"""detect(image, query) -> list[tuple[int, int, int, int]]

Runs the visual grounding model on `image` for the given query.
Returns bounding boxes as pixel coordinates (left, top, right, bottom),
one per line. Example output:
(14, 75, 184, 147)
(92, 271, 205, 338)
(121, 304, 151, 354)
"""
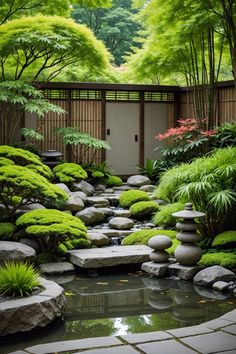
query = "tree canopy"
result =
(0, 15, 111, 82)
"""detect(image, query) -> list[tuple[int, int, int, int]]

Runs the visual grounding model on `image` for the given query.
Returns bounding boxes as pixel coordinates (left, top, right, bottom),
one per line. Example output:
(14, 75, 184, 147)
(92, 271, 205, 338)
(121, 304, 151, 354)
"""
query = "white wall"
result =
(144, 103, 168, 161)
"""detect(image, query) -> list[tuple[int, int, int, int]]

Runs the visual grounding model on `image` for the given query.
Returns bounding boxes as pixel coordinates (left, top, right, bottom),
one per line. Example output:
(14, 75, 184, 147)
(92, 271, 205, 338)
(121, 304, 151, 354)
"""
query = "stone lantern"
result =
(172, 202, 205, 266)
(40, 149, 63, 168)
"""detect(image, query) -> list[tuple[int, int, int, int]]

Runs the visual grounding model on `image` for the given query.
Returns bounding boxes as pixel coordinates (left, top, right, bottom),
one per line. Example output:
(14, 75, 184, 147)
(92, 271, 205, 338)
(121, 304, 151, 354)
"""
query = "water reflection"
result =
(0, 273, 235, 353)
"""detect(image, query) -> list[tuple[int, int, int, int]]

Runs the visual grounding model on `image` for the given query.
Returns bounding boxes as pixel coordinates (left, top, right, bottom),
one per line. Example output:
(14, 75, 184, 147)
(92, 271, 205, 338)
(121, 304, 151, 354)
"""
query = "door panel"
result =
(106, 102, 139, 175)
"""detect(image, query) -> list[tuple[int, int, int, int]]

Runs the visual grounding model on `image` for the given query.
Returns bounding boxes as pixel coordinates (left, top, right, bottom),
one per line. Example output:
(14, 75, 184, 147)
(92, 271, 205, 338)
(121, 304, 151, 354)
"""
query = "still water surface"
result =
(1, 272, 236, 353)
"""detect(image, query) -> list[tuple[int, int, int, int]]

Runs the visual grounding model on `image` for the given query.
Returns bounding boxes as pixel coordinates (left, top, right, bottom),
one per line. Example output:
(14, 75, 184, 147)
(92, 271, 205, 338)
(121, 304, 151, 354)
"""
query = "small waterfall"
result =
(110, 236, 122, 246)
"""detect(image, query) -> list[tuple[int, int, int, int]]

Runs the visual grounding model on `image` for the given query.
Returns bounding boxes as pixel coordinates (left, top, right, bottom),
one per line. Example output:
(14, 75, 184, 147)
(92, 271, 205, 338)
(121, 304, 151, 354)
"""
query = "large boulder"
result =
(127, 175, 151, 187)
(64, 194, 84, 212)
(72, 180, 95, 196)
(75, 207, 105, 226)
(0, 278, 65, 336)
(70, 191, 88, 204)
(0, 241, 36, 263)
(19, 203, 45, 211)
(193, 265, 236, 286)
(108, 217, 134, 230)
(55, 183, 71, 194)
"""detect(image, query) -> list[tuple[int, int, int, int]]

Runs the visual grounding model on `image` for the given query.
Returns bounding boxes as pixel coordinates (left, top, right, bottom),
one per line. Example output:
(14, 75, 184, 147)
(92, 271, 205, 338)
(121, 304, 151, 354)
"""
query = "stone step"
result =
(87, 228, 139, 238)
(68, 245, 151, 268)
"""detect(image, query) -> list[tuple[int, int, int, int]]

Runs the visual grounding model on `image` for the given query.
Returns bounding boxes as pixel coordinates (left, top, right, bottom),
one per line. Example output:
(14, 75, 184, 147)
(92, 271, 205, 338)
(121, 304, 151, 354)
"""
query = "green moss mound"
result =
(199, 252, 236, 269)
(0, 145, 53, 179)
(153, 202, 184, 227)
(0, 157, 15, 167)
(16, 209, 90, 254)
(0, 223, 16, 240)
(119, 190, 150, 208)
(130, 201, 159, 219)
(106, 176, 123, 187)
(53, 162, 87, 184)
(0, 165, 68, 221)
(122, 229, 179, 254)
(212, 230, 236, 247)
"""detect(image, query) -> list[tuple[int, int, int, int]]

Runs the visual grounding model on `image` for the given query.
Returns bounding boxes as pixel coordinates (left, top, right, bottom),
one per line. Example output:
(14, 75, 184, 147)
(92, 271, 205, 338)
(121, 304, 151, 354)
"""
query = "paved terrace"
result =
(10, 309, 236, 354)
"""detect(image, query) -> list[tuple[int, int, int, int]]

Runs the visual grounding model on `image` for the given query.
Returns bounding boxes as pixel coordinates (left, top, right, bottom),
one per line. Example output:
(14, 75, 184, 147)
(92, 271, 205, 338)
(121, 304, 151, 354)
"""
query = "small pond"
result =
(1, 272, 236, 353)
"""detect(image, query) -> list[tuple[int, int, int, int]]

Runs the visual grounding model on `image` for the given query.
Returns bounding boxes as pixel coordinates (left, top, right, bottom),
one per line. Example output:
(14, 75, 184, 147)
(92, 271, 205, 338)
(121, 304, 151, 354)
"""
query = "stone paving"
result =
(9, 309, 236, 354)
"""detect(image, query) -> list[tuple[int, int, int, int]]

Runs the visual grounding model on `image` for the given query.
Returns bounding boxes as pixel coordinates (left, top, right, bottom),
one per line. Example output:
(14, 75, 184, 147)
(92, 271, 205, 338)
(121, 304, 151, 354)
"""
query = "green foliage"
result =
(71, 238, 91, 249)
(0, 145, 53, 180)
(212, 231, 236, 247)
(138, 159, 165, 184)
(0, 261, 41, 298)
(199, 252, 236, 269)
(155, 147, 236, 239)
(16, 209, 90, 254)
(53, 162, 87, 185)
(0, 82, 65, 145)
(122, 229, 177, 251)
(0, 223, 16, 240)
(213, 122, 236, 148)
(0, 165, 68, 221)
(0, 0, 71, 24)
(0, 16, 110, 82)
(55, 127, 111, 163)
(152, 202, 184, 227)
(119, 190, 150, 208)
(106, 175, 123, 187)
(21, 128, 44, 142)
(129, 201, 159, 220)
(0, 157, 15, 167)
(82, 162, 112, 183)
(72, 0, 141, 65)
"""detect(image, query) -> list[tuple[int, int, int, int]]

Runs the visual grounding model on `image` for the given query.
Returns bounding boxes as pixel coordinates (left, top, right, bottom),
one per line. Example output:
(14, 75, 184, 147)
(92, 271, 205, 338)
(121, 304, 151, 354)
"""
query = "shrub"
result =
(106, 175, 123, 187)
(138, 159, 164, 184)
(0, 145, 53, 179)
(154, 147, 236, 241)
(0, 223, 16, 240)
(0, 157, 15, 167)
(213, 121, 236, 148)
(129, 201, 159, 219)
(152, 202, 184, 227)
(82, 162, 112, 184)
(119, 190, 150, 208)
(53, 162, 87, 185)
(0, 165, 68, 221)
(122, 229, 177, 246)
(212, 231, 236, 248)
(199, 252, 236, 269)
(0, 261, 41, 298)
(16, 209, 90, 254)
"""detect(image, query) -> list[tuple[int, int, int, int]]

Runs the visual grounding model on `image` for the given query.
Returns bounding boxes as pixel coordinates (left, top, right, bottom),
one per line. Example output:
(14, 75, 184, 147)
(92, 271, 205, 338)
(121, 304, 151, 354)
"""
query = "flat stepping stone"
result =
(113, 209, 131, 217)
(39, 262, 75, 275)
(87, 197, 109, 207)
(68, 245, 151, 268)
(88, 228, 135, 238)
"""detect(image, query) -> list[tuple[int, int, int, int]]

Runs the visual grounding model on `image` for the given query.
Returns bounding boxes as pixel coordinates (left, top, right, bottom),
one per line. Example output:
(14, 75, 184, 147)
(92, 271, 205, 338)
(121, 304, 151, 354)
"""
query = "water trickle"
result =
(110, 236, 122, 246)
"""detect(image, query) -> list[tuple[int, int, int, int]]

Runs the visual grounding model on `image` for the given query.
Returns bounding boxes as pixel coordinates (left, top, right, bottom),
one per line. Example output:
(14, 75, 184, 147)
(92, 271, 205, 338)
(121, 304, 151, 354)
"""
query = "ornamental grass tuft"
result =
(0, 261, 41, 298)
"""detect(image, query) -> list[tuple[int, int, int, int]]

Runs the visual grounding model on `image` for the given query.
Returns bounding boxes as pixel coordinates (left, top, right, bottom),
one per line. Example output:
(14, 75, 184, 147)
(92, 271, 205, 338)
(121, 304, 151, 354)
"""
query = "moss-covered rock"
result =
(0, 165, 68, 221)
(16, 209, 90, 254)
(53, 162, 88, 185)
(106, 176, 123, 187)
(0, 145, 53, 179)
(119, 190, 150, 208)
(153, 202, 184, 227)
(0, 223, 16, 240)
(129, 201, 159, 219)
(199, 252, 236, 269)
(212, 230, 236, 248)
